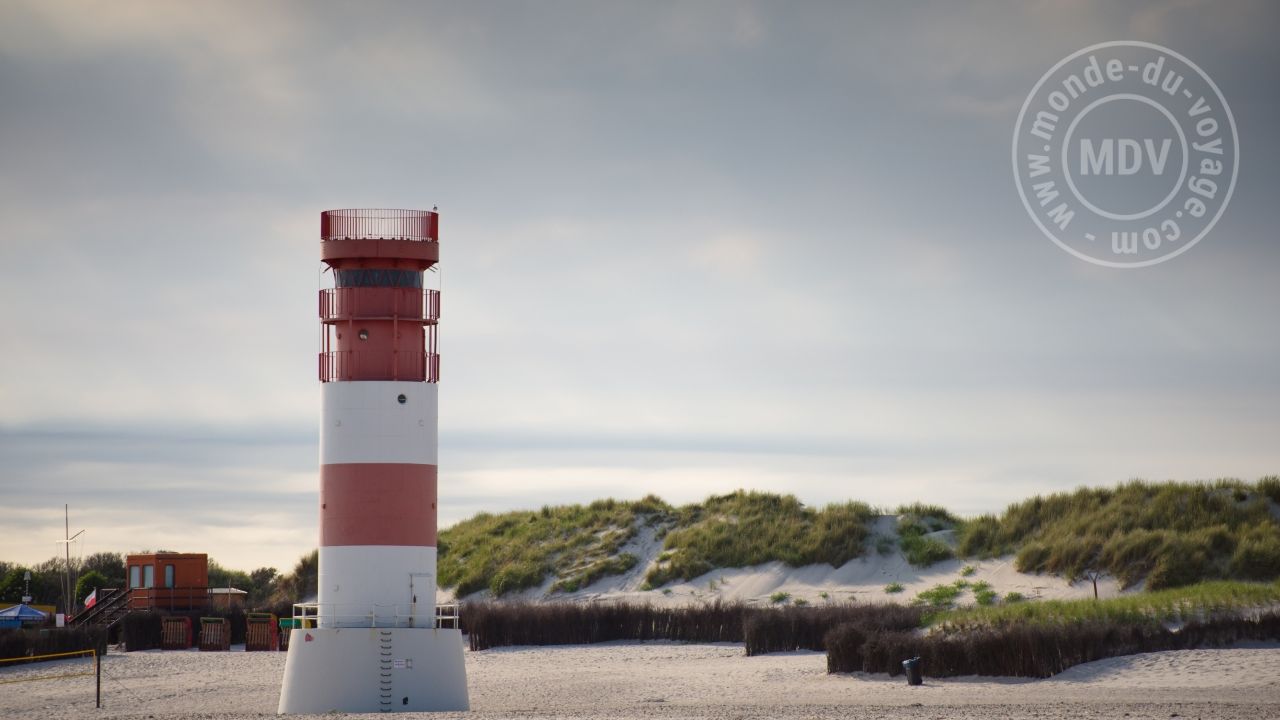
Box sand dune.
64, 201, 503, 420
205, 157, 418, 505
2, 640, 1276, 719
448, 516, 1125, 607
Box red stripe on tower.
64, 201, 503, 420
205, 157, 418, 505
320, 464, 438, 546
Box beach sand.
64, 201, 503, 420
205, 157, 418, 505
2, 640, 1277, 719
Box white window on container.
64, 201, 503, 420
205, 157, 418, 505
129, 565, 140, 589
143, 565, 154, 589
165, 565, 175, 588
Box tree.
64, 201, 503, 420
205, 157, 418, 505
207, 559, 252, 591
81, 552, 126, 588
0, 567, 31, 604
75, 570, 109, 606
247, 567, 278, 607
270, 550, 318, 605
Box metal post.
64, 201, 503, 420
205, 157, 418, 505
95, 649, 101, 708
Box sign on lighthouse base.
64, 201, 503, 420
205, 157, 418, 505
277, 627, 469, 713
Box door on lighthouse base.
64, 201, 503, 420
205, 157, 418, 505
409, 573, 434, 627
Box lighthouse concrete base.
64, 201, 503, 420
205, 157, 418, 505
278, 626, 469, 714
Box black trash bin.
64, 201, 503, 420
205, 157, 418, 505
902, 656, 923, 686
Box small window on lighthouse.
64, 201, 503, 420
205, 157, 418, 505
358, 329, 369, 341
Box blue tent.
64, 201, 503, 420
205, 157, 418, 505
0, 603, 49, 628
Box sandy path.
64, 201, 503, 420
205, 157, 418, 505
1, 641, 1277, 719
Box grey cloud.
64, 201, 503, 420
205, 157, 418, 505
1, 0, 1277, 569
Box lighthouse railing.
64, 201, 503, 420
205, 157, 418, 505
319, 287, 440, 323
291, 601, 460, 630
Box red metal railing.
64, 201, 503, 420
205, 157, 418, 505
319, 288, 439, 323
128, 586, 218, 611
320, 209, 438, 242
319, 350, 439, 383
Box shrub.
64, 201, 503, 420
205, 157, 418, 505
463, 600, 925, 656
748, 603, 923, 656
827, 610, 1280, 678
974, 589, 998, 606
464, 601, 746, 651
770, 592, 791, 604
1004, 592, 1025, 603
960, 565, 976, 577
884, 582, 904, 594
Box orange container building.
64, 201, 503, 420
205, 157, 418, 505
126, 552, 210, 610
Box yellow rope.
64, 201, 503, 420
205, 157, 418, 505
0, 649, 95, 664
0, 649, 96, 686
0, 670, 95, 685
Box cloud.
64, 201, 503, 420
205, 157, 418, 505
0, 0, 1277, 572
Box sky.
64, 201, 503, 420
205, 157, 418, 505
1, 1, 1278, 573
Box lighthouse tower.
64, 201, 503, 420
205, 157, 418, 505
278, 209, 469, 714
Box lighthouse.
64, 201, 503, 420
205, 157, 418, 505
278, 209, 469, 714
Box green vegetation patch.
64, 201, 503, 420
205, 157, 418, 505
643, 491, 876, 587
913, 583, 963, 609
551, 553, 640, 593
956, 478, 1280, 590
896, 504, 956, 567
438, 496, 669, 597
933, 580, 1280, 632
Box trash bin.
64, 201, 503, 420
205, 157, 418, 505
902, 656, 923, 686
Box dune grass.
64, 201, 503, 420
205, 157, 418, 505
894, 503, 957, 566
437, 496, 670, 597
437, 478, 1280, 598
956, 478, 1280, 589
440, 490, 878, 597
643, 491, 876, 587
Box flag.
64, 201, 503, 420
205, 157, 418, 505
84, 589, 97, 609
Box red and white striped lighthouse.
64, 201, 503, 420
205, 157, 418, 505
279, 209, 469, 714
